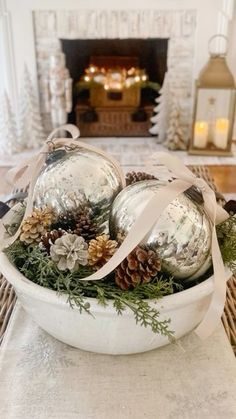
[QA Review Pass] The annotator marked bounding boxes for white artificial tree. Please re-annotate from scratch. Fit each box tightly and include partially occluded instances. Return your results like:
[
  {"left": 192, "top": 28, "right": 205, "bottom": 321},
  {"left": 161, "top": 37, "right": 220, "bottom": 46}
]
[
  {"left": 0, "top": 91, "right": 18, "bottom": 155},
  {"left": 149, "top": 72, "right": 171, "bottom": 143},
  {"left": 18, "top": 65, "right": 45, "bottom": 150},
  {"left": 164, "top": 99, "right": 187, "bottom": 150}
]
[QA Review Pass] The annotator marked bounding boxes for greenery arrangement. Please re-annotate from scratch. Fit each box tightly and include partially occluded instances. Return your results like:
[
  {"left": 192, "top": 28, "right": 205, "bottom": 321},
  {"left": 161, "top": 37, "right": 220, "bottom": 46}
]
[
  {"left": 216, "top": 215, "right": 236, "bottom": 274},
  {"left": 3, "top": 172, "right": 236, "bottom": 341},
  {"left": 75, "top": 80, "right": 160, "bottom": 94},
  {"left": 5, "top": 240, "right": 176, "bottom": 339}
]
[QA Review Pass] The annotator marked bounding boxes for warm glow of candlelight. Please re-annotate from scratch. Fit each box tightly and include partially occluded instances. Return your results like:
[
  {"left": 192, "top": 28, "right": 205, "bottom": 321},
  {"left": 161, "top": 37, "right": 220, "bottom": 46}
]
[
  {"left": 89, "top": 65, "right": 96, "bottom": 73},
  {"left": 195, "top": 121, "right": 208, "bottom": 133},
  {"left": 214, "top": 118, "right": 229, "bottom": 149},
  {"left": 215, "top": 118, "right": 229, "bottom": 132},
  {"left": 80, "top": 65, "right": 148, "bottom": 91},
  {"left": 194, "top": 121, "right": 208, "bottom": 148}
]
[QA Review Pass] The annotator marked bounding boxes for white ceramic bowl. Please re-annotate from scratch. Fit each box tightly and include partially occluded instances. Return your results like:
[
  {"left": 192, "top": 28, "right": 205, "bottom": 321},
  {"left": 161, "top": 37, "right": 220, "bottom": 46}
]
[
  {"left": 0, "top": 251, "right": 224, "bottom": 355},
  {"left": 0, "top": 207, "right": 230, "bottom": 355}
]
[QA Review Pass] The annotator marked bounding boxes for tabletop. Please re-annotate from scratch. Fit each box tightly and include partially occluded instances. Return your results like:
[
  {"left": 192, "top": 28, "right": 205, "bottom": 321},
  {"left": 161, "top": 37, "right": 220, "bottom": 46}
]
[{"left": 0, "top": 302, "right": 236, "bottom": 419}]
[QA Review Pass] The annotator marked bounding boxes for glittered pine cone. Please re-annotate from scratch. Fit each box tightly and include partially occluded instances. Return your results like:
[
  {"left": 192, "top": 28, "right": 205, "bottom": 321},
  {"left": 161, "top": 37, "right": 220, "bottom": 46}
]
[
  {"left": 40, "top": 229, "right": 65, "bottom": 254},
  {"left": 20, "top": 207, "right": 55, "bottom": 244},
  {"left": 115, "top": 246, "right": 161, "bottom": 290},
  {"left": 126, "top": 171, "right": 157, "bottom": 186},
  {"left": 88, "top": 234, "right": 118, "bottom": 269}
]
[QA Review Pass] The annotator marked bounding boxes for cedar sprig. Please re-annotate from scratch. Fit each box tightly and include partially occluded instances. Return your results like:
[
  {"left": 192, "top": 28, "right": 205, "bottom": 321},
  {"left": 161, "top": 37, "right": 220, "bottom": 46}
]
[{"left": 216, "top": 215, "right": 236, "bottom": 273}]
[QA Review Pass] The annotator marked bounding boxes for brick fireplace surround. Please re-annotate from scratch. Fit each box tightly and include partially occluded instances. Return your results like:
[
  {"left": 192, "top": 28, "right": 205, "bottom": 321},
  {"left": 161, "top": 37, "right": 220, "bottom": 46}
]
[{"left": 1, "top": 0, "right": 235, "bottom": 140}]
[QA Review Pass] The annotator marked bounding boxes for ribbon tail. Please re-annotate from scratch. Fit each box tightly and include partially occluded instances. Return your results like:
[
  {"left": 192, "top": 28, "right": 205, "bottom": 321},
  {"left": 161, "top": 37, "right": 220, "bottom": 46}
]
[
  {"left": 0, "top": 153, "right": 46, "bottom": 250},
  {"left": 79, "top": 179, "right": 190, "bottom": 281},
  {"left": 5, "top": 157, "right": 38, "bottom": 190},
  {"left": 215, "top": 205, "right": 229, "bottom": 224},
  {"left": 195, "top": 227, "right": 227, "bottom": 339}
]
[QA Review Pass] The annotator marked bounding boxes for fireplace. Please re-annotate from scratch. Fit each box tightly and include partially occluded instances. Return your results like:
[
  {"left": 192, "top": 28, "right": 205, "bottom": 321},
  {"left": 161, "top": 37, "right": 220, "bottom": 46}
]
[
  {"left": 61, "top": 38, "right": 168, "bottom": 137},
  {"left": 33, "top": 9, "right": 200, "bottom": 143},
  {"left": 3, "top": 4, "right": 235, "bottom": 143}
]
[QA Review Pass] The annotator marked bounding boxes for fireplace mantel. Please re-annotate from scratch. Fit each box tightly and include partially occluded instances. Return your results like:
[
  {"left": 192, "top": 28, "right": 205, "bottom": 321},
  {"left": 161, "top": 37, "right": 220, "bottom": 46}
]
[{"left": 0, "top": 0, "right": 235, "bottom": 137}]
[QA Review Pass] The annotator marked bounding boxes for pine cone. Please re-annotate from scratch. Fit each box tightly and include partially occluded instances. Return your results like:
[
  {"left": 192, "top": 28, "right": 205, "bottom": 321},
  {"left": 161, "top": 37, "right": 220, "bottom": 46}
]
[
  {"left": 115, "top": 246, "right": 161, "bottom": 290},
  {"left": 126, "top": 171, "right": 157, "bottom": 186},
  {"left": 52, "top": 210, "right": 77, "bottom": 231},
  {"left": 20, "top": 207, "right": 55, "bottom": 244},
  {"left": 88, "top": 234, "right": 118, "bottom": 269},
  {"left": 73, "top": 209, "right": 98, "bottom": 241},
  {"left": 116, "top": 229, "right": 127, "bottom": 244},
  {"left": 224, "top": 200, "right": 236, "bottom": 216},
  {"left": 50, "top": 233, "right": 88, "bottom": 271},
  {"left": 40, "top": 229, "right": 65, "bottom": 254}
]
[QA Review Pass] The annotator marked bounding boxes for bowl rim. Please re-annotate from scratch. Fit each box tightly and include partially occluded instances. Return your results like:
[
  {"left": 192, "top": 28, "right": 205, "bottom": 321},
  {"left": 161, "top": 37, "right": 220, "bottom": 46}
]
[{"left": 0, "top": 251, "right": 231, "bottom": 315}]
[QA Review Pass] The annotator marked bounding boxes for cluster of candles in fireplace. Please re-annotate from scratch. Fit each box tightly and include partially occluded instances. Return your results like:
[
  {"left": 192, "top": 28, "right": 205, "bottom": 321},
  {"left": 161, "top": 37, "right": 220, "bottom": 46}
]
[{"left": 81, "top": 64, "right": 148, "bottom": 91}]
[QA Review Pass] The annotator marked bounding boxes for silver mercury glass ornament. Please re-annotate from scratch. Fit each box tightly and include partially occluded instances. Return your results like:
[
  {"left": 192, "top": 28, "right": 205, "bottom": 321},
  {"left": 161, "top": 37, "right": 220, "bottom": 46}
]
[
  {"left": 33, "top": 147, "right": 124, "bottom": 230},
  {"left": 109, "top": 180, "right": 212, "bottom": 280}
]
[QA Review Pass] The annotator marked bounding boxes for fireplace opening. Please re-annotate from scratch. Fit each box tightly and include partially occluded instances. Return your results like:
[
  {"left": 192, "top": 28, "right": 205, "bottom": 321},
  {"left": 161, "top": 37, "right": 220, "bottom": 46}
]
[{"left": 61, "top": 38, "right": 168, "bottom": 137}]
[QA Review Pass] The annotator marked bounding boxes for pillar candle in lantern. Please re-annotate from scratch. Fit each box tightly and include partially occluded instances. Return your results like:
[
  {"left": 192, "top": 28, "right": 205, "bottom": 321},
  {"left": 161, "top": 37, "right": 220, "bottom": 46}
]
[
  {"left": 193, "top": 121, "right": 208, "bottom": 148},
  {"left": 214, "top": 118, "right": 229, "bottom": 149}
]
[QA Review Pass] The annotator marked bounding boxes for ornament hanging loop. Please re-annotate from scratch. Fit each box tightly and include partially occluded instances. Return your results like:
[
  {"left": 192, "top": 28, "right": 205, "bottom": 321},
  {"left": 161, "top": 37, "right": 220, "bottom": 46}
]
[
  {"left": 208, "top": 34, "right": 228, "bottom": 56},
  {"left": 46, "top": 139, "right": 56, "bottom": 152},
  {"left": 47, "top": 124, "right": 80, "bottom": 142}
]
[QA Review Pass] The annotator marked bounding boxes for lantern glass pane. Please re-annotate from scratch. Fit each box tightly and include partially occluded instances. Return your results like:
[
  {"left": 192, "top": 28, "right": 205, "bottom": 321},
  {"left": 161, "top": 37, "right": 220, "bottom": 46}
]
[{"left": 194, "top": 88, "right": 233, "bottom": 150}]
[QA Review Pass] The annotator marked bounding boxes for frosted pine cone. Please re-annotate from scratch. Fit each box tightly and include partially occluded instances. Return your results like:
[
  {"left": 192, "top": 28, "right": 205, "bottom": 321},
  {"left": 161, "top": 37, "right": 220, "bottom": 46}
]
[
  {"left": 126, "top": 171, "right": 157, "bottom": 186},
  {"left": 115, "top": 246, "right": 161, "bottom": 290},
  {"left": 50, "top": 233, "right": 88, "bottom": 271},
  {"left": 88, "top": 234, "right": 118, "bottom": 269},
  {"left": 20, "top": 207, "right": 55, "bottom": 244}
]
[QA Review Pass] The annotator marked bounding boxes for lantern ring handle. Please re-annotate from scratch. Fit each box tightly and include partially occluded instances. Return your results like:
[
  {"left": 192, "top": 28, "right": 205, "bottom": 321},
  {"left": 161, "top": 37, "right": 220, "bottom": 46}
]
[{"left": 208, "top": 34, "right": 228, "bottom": 56}]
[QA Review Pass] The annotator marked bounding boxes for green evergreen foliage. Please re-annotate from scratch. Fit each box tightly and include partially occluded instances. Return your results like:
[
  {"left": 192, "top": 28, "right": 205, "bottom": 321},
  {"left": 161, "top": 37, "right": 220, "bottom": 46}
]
[{"left": 4, "top": 241, "right": 175, "bottom": 339}]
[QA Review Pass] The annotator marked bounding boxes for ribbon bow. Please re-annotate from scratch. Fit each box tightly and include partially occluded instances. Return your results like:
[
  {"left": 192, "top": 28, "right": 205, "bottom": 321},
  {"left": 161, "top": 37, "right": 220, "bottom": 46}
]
[
  {"left": 0, "top": 124, "right": 126, "bottom": 248},
  {"left": 0, "top": 127, "right": 229, "bottom": 340}
]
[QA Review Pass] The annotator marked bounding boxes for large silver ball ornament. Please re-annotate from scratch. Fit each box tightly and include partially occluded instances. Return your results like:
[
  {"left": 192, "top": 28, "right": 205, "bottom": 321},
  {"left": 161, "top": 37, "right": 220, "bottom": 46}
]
[
  {"left": 109, "top": 180, "right": 212, "bottom": 280},
  {"left": 33, "top": 148, "right": 124, "bottom": 227}
]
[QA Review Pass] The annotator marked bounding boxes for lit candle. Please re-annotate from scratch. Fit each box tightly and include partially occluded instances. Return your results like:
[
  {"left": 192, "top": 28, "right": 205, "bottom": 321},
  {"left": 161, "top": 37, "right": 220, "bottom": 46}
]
[
  {"left": 214, "top": 118, "right": 229, "bottom": 149},
  {"left": 89, "top": 65, "right": 96, "bottom": 73},
  {"left": 193, "top": 121, "right": 208, "bottom": 148}
]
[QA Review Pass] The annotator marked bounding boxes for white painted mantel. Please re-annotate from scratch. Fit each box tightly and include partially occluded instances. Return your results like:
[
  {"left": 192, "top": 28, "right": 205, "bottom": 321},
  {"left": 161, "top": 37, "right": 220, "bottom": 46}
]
[{"left": 0, "top": 0, "right": 235, "bottom": 138}]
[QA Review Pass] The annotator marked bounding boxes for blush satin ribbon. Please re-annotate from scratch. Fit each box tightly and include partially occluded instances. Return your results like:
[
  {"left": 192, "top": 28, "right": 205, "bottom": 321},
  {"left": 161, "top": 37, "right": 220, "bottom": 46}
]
[{"left": 0, "top": 125, "right": 229, "bottom": 340}]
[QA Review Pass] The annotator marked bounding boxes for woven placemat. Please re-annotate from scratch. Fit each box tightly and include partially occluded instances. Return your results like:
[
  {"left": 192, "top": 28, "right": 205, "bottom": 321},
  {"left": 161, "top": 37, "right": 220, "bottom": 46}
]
[{"left": 0, "top": 165, "right": 235, "bottom": 354}]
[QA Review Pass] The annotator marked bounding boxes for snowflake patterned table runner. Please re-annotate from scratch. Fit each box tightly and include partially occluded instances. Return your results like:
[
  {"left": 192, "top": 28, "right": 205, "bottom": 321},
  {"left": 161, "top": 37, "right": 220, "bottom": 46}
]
[{"left": 0, "top": 303, "right": 236, "bottom": 419}]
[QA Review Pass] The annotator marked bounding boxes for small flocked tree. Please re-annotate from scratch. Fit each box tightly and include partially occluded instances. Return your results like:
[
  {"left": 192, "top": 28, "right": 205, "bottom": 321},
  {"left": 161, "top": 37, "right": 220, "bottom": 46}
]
[
  {"left": 164, "top": 99, "right": 187, "bottom": 150},
  {"left": 0, "top": 91, "right": 18, "bottom": 155},
  {"left": 18, "top": 65, "right": 45, "bottom": 150},
  {"left": 149, "top": 72, "right": 171, "bottom": 143}
]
